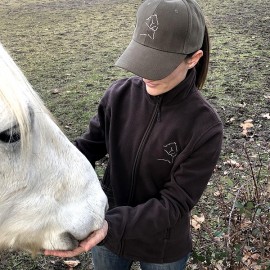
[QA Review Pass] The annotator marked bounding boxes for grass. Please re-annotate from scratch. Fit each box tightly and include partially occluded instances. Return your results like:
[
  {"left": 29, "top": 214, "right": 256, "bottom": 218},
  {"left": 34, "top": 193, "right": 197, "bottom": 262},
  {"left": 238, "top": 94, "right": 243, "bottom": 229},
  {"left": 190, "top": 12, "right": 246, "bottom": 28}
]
[
  {"left": 0, "top": 0, "right": 137, "bottom": 139},
  {"left": 0, "top": 0, "right": 269, "bottom": 268}
]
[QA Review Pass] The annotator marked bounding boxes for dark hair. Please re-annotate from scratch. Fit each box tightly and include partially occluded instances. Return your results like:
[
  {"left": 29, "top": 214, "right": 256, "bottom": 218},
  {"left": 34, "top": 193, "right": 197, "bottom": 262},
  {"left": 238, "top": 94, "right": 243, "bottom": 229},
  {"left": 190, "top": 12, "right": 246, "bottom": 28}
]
[{"left": 186, "top": 26, "right": 210, "bottom": 89}]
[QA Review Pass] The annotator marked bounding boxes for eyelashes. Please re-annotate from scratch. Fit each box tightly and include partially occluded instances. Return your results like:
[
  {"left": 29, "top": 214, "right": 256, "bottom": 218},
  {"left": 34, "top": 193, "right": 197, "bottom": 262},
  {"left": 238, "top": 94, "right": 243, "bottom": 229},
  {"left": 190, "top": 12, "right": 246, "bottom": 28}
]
[{"left": 0, "top": 125, "right": 21, "bottom": 143}]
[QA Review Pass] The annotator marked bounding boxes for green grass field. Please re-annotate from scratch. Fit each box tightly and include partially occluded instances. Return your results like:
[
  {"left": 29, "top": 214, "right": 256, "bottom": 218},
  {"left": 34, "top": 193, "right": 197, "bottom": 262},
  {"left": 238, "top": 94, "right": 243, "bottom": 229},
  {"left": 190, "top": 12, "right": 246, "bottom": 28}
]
[{"left": 0, "top": 0, "right": 269, "bottom": 269}]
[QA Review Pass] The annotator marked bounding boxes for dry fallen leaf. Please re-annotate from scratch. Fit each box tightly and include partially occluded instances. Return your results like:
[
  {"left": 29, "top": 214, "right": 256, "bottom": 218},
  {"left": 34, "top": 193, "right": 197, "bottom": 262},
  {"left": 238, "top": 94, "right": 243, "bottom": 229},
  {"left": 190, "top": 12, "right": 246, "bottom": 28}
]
[
  {"left": 224, "top": 159, "right": 241, "bottom": 168},
  {"left": 240, "top": 220, "right": 252, "bottom": 229},
  {"left": 213, "top": 261, "right": 224, "bottom": 270},
  {"left": 191, "top": 214, "right": 205, "bottom": 230},
  {"left": 51, "top": 88, "right": 60, "bottom": 94},
  {"left": 63, "top": 260, "right": 80, "bottom": 269},
  {"left": 261, "top": 113, "right": 270, "bottom": 119},
  {"left": 240, "top": 119, "right": 254, "bottom": 136}
]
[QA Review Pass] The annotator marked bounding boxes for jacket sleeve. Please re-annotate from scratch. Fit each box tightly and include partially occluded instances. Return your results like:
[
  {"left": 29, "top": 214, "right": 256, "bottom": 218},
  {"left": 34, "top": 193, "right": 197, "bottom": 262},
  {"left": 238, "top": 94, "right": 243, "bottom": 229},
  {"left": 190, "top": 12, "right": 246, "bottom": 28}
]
[
  {"left": 74, "top": 98, "right": 108, "bottom": 167},
  {"left": 104, "top": 123, "right": 223, "bottom": 242}
]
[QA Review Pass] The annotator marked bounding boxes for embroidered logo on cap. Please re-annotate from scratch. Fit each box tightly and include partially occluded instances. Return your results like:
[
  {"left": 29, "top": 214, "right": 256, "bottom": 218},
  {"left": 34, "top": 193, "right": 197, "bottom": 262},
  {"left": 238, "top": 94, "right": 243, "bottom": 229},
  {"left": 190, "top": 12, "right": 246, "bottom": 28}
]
[{"left": 140, "top": 14, "right": 159, "bottom": 40}]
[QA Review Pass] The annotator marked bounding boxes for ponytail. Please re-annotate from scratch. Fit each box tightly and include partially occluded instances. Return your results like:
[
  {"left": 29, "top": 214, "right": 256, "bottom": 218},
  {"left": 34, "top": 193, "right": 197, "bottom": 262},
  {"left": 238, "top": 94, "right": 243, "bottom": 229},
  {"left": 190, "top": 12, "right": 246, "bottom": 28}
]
[{"left": 186, "top": 25, "right": 210, "bottom": 89}]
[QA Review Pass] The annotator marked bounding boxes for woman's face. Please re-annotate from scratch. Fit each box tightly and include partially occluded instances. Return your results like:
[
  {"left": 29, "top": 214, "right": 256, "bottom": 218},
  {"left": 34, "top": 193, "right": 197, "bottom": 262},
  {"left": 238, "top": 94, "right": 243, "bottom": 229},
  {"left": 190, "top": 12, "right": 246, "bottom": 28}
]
[
  {"left": 143, "top": 61, "right": 189, "bottom": 96},
  {"left": 143, "top": 50, "right": 203, "bottom": 96}
]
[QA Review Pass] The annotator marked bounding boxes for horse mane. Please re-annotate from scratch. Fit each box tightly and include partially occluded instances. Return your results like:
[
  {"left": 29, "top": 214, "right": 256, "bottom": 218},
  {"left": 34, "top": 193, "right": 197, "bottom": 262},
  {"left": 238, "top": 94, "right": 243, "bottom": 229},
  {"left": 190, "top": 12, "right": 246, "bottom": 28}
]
[{"left": 0, "top": 43, "right": 52, "bottom": 157}]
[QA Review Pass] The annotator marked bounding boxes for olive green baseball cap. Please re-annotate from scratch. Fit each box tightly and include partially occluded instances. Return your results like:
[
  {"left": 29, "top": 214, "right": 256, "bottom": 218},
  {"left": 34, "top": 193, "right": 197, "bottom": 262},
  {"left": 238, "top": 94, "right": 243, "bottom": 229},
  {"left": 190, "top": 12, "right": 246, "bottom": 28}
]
[{"left": 115, "top": 0, "right": 205, "bottom": 80}]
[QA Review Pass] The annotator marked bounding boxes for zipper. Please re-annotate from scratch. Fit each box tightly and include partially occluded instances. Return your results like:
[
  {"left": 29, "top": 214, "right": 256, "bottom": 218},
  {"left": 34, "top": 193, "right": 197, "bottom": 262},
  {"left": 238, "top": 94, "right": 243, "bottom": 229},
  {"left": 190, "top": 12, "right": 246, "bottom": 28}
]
[
  {"left": 120, "top": 96, "right": 162, "bottom": 255},
  {"left": 127, "top": 95, "right": 162, "bottom": 204}
]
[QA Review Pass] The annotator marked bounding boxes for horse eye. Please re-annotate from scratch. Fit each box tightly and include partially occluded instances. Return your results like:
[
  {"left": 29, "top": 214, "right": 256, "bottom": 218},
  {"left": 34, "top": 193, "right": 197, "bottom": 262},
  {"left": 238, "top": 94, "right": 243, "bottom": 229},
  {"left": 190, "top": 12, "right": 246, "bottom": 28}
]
[{"left": 0, "top": 129, "right": 21, "bottom": 143}]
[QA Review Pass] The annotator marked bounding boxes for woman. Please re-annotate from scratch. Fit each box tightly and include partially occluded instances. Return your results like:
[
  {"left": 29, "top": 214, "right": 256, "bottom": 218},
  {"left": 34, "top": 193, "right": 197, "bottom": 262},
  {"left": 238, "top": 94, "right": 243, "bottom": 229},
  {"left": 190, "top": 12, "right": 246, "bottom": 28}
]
[{"left": 45, "top": 0, "right": 223, "bottom": 269}]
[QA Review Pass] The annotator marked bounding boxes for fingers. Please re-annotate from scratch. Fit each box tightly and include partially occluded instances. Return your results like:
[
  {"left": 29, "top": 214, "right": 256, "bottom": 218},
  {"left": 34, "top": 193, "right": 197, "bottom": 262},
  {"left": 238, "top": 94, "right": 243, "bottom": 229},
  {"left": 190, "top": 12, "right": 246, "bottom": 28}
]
[
  {"left": 44, "top": 221, "right": 109, "bottom": 258},
  {"left": 44, "top": 246, "right": 85, "bottom": 257},
  {"left": 81, "top": 221, "right": 108, "bottom": 250},
  {"left": 81, "top": 232, "right": 102, "bottom": 250}
]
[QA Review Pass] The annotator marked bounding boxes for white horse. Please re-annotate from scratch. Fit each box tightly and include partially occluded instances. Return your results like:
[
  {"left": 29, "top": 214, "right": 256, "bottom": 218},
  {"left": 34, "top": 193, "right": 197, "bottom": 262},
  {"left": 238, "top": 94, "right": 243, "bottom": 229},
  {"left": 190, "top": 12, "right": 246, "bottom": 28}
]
[{"left": 0, "top": 43, "right": 108, "bottom": 254}]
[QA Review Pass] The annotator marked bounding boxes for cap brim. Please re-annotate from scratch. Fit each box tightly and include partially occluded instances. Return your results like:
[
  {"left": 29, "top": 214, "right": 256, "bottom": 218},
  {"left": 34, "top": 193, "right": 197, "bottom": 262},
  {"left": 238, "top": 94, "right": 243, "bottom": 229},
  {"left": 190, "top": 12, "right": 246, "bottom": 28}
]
[{"left": 115, "top": 40, "right": 187, "bottom": 81}]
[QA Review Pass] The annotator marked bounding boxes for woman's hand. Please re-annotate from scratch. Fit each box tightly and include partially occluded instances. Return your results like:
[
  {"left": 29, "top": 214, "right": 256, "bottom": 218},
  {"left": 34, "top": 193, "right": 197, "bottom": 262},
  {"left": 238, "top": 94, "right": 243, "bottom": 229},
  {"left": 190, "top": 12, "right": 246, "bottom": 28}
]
[{"left": 44, "top": 221, "right": 108, "bottom": 258}]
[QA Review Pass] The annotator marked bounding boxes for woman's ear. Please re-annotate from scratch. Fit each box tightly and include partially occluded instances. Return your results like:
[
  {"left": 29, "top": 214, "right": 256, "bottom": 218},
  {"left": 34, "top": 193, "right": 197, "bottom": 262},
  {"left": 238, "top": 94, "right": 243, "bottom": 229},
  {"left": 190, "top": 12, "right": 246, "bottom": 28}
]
[{"left": 187, "top": 50, "right": 203, "bottom": 69}]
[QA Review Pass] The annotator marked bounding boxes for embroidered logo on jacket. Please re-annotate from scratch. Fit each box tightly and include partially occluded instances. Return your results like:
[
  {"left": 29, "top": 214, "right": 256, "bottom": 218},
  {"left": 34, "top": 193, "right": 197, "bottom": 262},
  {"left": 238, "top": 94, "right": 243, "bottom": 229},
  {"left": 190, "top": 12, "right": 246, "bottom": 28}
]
[
  {"left": 157, "top": 142, "right": 178, "bottom": 164},
  {"left": 140, "top": 14, "right": 159, "bottom": 40}
]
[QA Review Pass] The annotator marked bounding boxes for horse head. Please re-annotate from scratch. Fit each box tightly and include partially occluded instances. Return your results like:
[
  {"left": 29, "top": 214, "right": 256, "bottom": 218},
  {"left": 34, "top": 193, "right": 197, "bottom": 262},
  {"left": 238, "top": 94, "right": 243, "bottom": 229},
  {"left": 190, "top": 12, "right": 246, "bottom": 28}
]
[{"left": 0, "top": 43, "right": 108, "bottom": 254}]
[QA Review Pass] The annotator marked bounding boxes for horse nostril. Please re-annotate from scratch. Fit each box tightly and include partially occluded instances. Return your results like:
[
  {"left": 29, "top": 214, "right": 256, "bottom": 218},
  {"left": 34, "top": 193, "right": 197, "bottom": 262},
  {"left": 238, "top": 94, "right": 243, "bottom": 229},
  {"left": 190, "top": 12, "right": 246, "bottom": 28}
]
[{"left": 60, "top": 232, "right": 79, "bottom": 250}]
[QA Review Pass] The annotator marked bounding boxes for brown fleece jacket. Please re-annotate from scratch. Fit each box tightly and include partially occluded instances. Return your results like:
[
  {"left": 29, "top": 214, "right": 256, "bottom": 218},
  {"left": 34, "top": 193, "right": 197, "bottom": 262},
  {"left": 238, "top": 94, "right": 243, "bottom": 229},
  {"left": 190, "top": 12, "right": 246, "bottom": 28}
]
[{"left": 75, "top": 68, "right": 223, "bottom": 263}]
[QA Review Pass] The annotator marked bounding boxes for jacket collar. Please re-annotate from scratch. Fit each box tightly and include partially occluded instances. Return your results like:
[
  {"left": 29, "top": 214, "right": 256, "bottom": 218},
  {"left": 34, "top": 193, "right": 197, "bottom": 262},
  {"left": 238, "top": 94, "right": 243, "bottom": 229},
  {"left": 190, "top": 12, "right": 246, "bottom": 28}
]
[{"left": 143, "top": 68, "right": 197, "bottom": 106}]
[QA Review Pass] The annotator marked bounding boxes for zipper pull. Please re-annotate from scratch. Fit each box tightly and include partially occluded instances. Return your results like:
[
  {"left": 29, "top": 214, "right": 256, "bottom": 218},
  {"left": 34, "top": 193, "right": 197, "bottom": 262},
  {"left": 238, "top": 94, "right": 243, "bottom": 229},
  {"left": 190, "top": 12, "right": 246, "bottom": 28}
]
[{"left": 156, "top": 96, "right": 162, "bottom": 122}]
